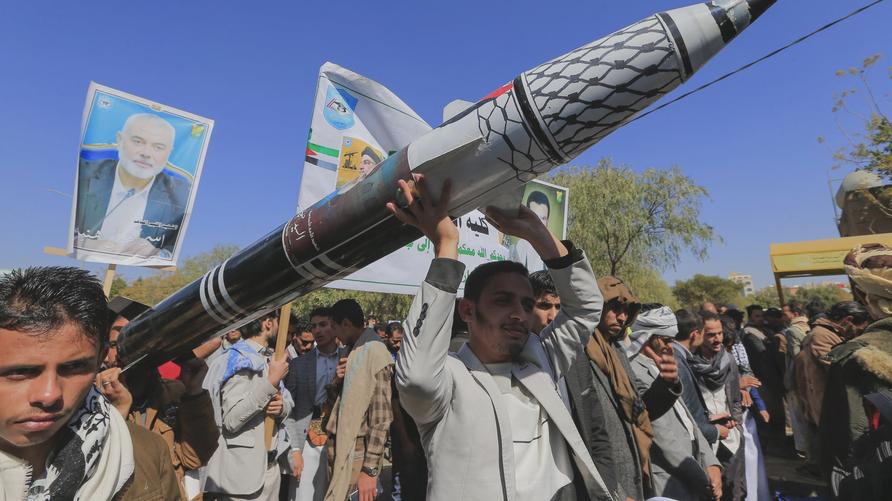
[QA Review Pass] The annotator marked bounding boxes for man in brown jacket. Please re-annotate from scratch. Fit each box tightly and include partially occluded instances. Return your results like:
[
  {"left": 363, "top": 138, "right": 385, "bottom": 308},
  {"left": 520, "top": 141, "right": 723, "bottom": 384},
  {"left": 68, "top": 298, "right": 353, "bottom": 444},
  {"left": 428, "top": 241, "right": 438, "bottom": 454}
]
[
  {"left": 794, "top": 301, "right": 870, "bottom": 469},
  {"left": 99, "top": 296, "right": 220, "bottom": 500},
  {"left": 0, "top": 266, "right": 180, "bottom": 500}
]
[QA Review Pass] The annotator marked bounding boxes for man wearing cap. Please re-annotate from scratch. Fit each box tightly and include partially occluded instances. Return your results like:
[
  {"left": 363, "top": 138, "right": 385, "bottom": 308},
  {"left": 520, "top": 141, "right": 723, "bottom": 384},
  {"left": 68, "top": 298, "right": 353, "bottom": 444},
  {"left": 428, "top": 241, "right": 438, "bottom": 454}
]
[
  {"left": 821, "top": 243, "right": 892, "bottom": 491},
  {"left": 626, "top": 305, "right": 722, "bottom": 500},
  {"left": 576, "top": 276, "right": 650, "bottom": 500},
  {"left": 97, "top": 296, "right": 219, "bottom": 500}
]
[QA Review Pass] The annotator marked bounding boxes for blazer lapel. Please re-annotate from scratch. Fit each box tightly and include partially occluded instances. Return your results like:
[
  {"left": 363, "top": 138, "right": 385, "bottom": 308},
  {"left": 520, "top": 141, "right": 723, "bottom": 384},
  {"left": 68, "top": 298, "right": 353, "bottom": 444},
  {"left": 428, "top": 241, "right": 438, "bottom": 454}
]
[{"left": 456, "top": 345, "right": 517, "bottom": 501}]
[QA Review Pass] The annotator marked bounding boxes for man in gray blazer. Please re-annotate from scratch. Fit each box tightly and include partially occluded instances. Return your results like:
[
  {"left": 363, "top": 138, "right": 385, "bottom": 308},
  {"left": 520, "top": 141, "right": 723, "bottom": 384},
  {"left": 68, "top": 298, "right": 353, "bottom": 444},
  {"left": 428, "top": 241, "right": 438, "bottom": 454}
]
[
  {"left": 626, "top": 306, "right": 722, "bottom": 501},
  {"left": 284, "top": 307, "right": 345, "bottom": 501},
  {"left": 389, "top": 176, "right": 615, "bottom": 501},
  {"left": 204, "top": 311, "right": 293, "bottom": 501}
]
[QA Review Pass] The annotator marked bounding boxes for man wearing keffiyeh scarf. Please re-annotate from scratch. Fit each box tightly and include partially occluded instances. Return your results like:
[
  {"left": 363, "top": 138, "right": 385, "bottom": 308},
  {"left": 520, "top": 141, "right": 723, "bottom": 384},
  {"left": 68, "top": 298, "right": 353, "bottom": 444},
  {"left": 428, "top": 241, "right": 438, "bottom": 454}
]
[
  {"left": 0, "top": 267, "right": 179, "bottom": 501},
  {"left": 820, "top": 243, "right": 892, "bottom": 497}
]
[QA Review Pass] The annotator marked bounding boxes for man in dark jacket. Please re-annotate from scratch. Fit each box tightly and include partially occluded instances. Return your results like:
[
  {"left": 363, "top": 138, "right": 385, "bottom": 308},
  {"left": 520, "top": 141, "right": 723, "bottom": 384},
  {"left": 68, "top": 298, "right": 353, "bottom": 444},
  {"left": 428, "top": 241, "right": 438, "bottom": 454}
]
[
  {"left": 673, "top": 309, "right": 723, "bottom": 446},
  {"left": 529, "top": 270, "right": 619, "bottom": 500},
  {"left": 821, "top": 243, "right": 892, "bottom": 497}
]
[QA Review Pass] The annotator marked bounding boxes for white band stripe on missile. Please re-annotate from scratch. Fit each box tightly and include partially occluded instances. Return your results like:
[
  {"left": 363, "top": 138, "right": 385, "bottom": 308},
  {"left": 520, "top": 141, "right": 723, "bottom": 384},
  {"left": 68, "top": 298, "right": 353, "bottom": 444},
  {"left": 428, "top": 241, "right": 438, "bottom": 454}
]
[
  {"left": 217, "top": 258, "right": 247, "bottom": 315},
  {"left": 317, "top": 254, "right": 344, "bottom": 272},
  {"left": 206, "top": 266, "right": 238, "bottom": 322},
  {"left": 515, "top": 73, "right": 570, "bottom": 164},
  {"left": 303, "top": 261, "right": 330, "bottom": 280},
  {"left": 200, "top": 270, "right": 231, "bottom": 325}
]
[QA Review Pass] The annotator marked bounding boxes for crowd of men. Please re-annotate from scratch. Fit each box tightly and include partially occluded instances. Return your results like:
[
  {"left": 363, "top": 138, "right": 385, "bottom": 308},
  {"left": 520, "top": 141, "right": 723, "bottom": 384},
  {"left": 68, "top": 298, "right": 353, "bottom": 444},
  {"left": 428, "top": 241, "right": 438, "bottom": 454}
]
[{"left": 2, "top": 176, "right": 892, "bottom": 500}]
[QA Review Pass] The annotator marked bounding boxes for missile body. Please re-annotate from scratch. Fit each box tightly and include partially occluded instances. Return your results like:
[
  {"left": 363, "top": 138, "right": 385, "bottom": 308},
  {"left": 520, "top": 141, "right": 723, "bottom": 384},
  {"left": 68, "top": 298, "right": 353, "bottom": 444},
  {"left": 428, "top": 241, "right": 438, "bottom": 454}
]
[{"left": 118, "top": 0, "right": 775, "bottom": 368}]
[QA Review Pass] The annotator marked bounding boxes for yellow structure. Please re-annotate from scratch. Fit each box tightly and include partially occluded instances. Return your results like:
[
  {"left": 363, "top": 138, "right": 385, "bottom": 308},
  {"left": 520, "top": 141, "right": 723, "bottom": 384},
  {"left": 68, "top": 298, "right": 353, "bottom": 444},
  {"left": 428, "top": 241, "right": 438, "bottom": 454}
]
[{"left": 769, "top": 233, "right": 892, "bottom": 303}]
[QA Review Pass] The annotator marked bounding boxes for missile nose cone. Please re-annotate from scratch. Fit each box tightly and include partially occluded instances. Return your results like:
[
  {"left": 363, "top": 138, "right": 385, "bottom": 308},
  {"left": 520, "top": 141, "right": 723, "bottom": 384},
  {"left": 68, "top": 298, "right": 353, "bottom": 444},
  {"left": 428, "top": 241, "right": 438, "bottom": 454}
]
[{"left": 658, "top": 0, "right": 777, "bottom": 77}]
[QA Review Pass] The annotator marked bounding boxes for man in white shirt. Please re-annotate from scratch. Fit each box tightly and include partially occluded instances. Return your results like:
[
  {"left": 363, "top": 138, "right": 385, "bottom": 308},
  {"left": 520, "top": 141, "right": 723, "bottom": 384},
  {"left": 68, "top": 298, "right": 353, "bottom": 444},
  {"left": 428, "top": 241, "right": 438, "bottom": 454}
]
[
  {"left": 391, "top": 176, "right": 614, "bottom": 500},
  {"left": 74, "top": 113, "right": 190, "bottom": 258}
]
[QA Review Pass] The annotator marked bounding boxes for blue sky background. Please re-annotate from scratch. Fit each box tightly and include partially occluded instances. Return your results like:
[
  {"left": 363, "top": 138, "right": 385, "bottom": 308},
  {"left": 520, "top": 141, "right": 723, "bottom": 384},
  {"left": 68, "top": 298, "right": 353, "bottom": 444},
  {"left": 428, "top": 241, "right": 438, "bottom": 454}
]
[{"left": 1, "top": 0, "right": 889, "bottom": 292}]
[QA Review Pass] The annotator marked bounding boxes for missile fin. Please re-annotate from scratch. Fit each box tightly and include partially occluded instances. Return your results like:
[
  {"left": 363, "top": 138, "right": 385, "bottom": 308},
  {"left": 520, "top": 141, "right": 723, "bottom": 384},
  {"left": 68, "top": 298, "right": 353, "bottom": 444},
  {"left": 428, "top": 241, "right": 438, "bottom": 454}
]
[{"left": 443, "top": 99, "right": 475, "bottom": 123}]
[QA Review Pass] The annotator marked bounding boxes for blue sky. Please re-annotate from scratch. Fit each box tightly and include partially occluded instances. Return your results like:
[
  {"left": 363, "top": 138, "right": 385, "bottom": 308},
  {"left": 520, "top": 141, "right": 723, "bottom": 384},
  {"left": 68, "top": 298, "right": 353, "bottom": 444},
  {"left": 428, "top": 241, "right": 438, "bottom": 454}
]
[{"left": 1, "top": 0, "right": 889, "bottom": 292}]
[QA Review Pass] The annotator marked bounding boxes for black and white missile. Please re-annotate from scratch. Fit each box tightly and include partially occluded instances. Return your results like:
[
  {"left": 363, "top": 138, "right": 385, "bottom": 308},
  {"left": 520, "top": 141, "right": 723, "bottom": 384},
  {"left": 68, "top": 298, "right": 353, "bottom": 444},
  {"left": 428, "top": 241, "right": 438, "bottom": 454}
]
[{"left": 118, "top": 0, "right": 776, "bottom": 369}]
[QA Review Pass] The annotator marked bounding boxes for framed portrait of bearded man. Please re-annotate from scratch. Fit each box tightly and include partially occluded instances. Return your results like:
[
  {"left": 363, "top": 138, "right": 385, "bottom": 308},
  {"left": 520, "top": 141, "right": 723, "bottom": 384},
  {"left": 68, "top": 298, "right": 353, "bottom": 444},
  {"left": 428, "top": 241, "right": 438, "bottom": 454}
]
[{"left": 68, "top": 82, "right": 213, "bottom": 266}]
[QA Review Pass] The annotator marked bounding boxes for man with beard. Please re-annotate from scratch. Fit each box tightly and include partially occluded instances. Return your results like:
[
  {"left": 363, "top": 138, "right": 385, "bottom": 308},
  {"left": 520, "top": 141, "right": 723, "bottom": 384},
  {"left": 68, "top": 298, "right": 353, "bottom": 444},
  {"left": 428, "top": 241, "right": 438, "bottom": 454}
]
[
  {"left": 741, "top": 305, "right": 784, "bottom": 436},
  {"left": 284, "top": 307, "right": 344, "bottom": 501},
  {"left": 204, "top": 310, "right": 293, "bottom": 501},
  {"left": 0, "top": 267, "right": 179, "bottom": 500},
  {"left": 821, "top": 244, "right": 892, "bottom": 495},
  {"left": 690, "top": 312, "right": 745, "bottom": 500},
  {"left": 626, "top": 306, "right": 722, "bottom": 501},
  {"left": 581, "top": 276, "right": 654, "bottom": 500},
  {"left": 392, "top": 176, "right": 613, "bottom": 500},
  {"left": 74, "top": 113, "right": 190, "bottom": 258}
]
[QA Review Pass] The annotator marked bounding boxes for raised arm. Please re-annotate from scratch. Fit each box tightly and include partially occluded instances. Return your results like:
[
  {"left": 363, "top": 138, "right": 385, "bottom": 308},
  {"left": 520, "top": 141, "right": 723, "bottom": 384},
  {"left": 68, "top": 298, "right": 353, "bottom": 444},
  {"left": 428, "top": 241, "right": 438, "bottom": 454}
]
[{"left": 388, "top": 176, "right": 463, "bottom": 426}]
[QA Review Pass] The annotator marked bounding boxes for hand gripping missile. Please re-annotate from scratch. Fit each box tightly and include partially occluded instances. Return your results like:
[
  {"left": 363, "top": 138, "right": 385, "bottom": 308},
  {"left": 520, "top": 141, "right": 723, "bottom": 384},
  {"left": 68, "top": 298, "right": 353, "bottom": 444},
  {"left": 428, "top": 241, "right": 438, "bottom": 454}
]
[{"left": 117, "top": 0, "right": 776, "bottom": 369}]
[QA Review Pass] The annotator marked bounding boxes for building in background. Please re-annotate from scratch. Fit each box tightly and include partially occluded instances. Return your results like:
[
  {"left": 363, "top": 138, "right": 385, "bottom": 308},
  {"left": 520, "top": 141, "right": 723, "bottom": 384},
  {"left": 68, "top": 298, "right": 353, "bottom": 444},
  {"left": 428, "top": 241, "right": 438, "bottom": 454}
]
[{"left": 729, "top": 272, "right": 755, "bottom": 296}]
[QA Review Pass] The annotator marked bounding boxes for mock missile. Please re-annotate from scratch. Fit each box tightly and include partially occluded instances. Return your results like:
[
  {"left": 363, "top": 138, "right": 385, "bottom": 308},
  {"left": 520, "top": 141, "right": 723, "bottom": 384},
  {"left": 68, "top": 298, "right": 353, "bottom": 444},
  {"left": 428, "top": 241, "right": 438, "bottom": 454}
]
[{"left": 118, "top": 0, "right": 776, "bottom": 369}]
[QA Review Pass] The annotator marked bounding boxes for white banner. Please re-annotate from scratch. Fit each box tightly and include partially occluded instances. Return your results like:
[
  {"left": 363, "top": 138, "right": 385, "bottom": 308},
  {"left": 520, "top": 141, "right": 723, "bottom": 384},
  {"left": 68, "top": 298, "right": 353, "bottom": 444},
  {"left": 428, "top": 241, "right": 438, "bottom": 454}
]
[{"left": 297, "top": 64, "right": 568, "bottom": 295}]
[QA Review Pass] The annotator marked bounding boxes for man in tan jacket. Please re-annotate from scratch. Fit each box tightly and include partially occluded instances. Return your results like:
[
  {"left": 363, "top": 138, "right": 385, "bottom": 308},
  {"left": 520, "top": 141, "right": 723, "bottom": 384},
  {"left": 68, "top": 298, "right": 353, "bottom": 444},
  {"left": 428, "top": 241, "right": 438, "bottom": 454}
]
[{"left": 794, "top": 301, "right": 870, "bottom": 470}]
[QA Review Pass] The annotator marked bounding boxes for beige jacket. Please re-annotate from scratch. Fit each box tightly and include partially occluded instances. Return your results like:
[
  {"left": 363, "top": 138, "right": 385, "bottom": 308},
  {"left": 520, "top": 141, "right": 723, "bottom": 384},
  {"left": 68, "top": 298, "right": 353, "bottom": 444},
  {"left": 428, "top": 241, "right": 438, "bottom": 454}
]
[{"left": 794, "top": 318, "right": 845, "bottom": 425}]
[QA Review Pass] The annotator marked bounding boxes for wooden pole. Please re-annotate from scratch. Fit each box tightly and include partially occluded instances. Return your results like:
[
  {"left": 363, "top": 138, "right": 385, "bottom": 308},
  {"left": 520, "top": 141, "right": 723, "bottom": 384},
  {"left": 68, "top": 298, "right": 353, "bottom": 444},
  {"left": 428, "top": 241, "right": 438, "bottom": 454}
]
[
  {"left": 774, "top": 275, "right": 786, "bottom": 306},
  {"left": 264, "top": 302, "right": 293, "bottom": 450},
  {"left": 102, "top": 264, "right": 117, "bottom": 298}
]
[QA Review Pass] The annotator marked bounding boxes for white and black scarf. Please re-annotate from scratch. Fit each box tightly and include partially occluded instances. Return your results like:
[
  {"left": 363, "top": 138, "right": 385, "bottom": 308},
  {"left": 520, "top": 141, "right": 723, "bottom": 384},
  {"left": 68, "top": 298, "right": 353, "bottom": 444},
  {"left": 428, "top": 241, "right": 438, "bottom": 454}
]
[{"left": 34, "top": 387, "right": 134, "bottom": 501}]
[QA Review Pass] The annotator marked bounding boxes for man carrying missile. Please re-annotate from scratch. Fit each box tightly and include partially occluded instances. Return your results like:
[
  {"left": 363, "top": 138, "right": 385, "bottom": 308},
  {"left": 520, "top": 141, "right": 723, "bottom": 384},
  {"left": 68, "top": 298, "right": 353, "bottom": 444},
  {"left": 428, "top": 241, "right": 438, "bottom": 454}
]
[{"left": 391, "top": 175, "right": 614, "bottom": 500}]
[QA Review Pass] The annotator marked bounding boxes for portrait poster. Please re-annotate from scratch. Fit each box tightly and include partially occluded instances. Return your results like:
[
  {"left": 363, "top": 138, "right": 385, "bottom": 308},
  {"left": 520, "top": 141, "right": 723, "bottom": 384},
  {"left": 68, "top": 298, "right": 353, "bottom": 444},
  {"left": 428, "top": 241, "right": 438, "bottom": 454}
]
[
  {"left": 505, "top": 179, "right": 569, "bottom": 273},
  {"left": 67, "top": 82, "right": 213, "bottom": 267}
]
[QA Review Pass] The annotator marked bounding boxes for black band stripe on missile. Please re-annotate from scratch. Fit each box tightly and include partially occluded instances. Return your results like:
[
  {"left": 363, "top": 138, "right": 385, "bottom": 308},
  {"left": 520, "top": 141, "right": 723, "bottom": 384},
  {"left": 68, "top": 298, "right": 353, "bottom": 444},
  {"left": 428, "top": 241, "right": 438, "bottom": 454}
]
[
  {"left": 707, "top": 3, "right": 740, "bottom": 44},
  {"left": 513, "top": 75, "right": 567, "bottom": 165},
  {"left": 632, "top": 0, "right": 886, "bottom": 126},
  {"left": 656, "top": 13, "right": 693, "bottom": 76}
]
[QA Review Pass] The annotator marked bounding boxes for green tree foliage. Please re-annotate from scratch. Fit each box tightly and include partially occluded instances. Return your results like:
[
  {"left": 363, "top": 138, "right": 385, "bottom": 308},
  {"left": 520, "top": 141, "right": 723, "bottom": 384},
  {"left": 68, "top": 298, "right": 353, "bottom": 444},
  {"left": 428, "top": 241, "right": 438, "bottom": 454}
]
[
  {"left": 291, "top": 288, "right": 413, "bottom": 326},
  {"left": 109, "top": 275, "right": 127, "bottom": 298},
  {"left": 743, "top": 284, "right": 853, "bottom": 312},
  {"left": 792, "top": 284, "right": 853, "bottom": 312},
  {"left": 121, "top": 244, "right": 240, "bottom": 305},
  {"left": 549, "top": 159, "right": 718, "bottom": 277},
  {"left": 747, "top": 287, "right": 782, "bottom": 308},
  {"left": 672, "top": 274, "right": 744, "bottom": 309},
  {"left": 820, "top": 54, "right": 892, "bottom": 180}
]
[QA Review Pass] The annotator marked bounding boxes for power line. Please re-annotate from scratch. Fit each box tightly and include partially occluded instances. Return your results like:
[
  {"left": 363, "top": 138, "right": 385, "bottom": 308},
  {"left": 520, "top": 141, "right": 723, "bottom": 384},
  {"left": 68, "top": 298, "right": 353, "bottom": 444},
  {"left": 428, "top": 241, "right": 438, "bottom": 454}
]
[{"left": 627, "top": 0, "right": 887, "bottom": 125}]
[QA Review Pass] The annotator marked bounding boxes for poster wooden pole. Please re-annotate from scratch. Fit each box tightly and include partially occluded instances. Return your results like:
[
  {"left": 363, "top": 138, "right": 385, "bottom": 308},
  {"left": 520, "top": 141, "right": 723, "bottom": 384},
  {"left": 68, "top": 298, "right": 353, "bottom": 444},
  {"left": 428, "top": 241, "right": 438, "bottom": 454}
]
[
  {"left": 264, "top": 302, "right": 293, "bottom": 450},
  {"left": 102, "top": 264, "right": 117, "bottom": 298}
]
